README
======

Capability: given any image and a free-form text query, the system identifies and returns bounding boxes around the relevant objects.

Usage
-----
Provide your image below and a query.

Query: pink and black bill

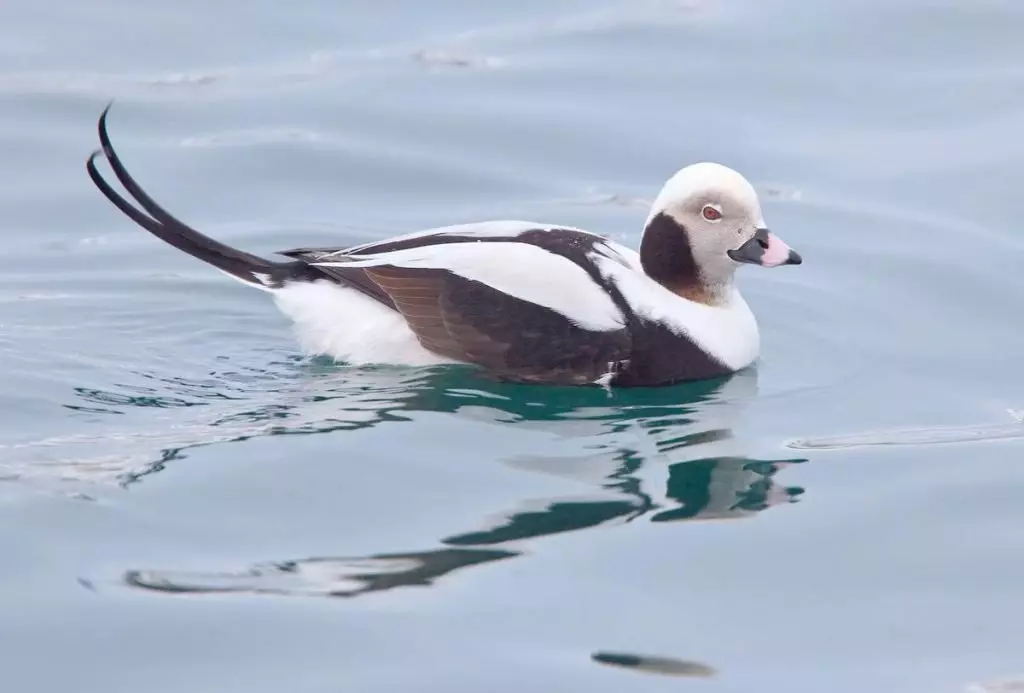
[727,227,802,267]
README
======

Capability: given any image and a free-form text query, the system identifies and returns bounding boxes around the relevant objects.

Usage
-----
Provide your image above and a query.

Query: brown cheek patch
[639,212,718,305]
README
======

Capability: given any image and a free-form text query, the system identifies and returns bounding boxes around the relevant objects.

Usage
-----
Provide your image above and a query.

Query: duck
[85,105,802,387]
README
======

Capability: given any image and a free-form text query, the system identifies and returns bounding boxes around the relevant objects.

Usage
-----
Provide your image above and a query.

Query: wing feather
[359,264,631,384]
[280,229,634,384]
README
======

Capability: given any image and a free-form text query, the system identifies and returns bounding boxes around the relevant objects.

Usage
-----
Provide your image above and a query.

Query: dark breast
[611,318,733,387]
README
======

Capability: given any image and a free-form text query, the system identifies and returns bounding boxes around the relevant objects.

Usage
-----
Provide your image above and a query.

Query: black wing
[355,264,632,385]
[276,225,623,327]
[275,233,540,310]
[277,228,635,383]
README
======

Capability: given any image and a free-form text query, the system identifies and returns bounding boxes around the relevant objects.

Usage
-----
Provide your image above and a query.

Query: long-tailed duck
[86,105,802,387]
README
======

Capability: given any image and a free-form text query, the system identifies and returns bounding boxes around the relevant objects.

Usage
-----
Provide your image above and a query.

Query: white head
[639,162,801,304]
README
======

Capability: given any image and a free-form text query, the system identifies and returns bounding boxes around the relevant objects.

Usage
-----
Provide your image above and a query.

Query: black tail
[86,103,314,290]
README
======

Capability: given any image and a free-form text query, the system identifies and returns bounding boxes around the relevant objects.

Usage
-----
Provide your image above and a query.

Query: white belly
[271,280,462,367]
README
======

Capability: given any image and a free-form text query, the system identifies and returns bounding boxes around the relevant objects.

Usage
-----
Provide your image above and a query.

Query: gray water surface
[1,1,1023,691]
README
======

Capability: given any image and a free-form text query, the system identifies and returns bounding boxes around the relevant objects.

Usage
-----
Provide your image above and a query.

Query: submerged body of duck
[86,106,802,387]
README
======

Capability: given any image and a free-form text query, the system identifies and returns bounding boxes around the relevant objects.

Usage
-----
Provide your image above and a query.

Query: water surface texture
[1,1,1023,691]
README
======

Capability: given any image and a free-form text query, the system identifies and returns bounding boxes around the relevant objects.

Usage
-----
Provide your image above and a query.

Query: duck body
[271,221,759,386]
[86,106,801,387]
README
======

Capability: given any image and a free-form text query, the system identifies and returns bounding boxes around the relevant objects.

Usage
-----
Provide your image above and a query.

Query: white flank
[590,253,760,370]
[272,280,461,366]
[315,241,626,332]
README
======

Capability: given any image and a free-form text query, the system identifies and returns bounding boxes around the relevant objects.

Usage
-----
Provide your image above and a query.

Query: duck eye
[701,204,723,222]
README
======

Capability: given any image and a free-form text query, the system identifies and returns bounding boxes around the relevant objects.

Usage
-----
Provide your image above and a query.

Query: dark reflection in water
[591,651,717,678]
[99,362,805,599]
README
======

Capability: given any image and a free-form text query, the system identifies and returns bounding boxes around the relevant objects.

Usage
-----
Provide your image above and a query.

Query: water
[1,0,1023,691]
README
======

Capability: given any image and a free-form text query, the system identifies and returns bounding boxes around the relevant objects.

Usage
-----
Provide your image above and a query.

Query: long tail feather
[86,103,312,290]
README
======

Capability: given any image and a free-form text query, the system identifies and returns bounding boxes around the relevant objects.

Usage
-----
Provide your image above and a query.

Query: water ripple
[70,369,807,599]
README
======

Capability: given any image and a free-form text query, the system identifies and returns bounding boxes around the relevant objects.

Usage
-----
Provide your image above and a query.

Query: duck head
[639,162,801,305]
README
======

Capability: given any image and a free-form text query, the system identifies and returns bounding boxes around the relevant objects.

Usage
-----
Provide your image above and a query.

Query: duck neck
[639,212,732,306]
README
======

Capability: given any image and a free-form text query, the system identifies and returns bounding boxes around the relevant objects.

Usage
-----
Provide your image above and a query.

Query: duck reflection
[125,547,520,598]
[116,364,805,599]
